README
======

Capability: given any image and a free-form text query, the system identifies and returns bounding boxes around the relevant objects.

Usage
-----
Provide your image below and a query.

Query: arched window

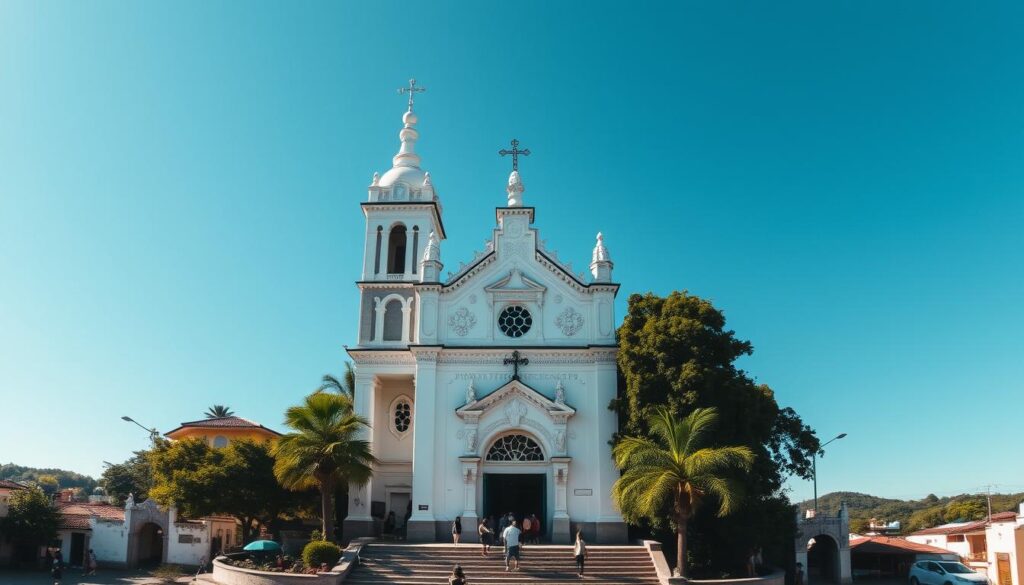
[212,436,228,448]
[374,226,383,275]
[486,434,544,461]
[387,225,407,274]
[382,299,404,341]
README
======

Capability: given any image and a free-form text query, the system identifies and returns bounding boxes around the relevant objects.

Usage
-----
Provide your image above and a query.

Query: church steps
[345,543,661,584]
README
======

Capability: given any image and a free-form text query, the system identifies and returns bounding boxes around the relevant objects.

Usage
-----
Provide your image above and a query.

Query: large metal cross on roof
[499,138,530,172]
[398,78,426,111]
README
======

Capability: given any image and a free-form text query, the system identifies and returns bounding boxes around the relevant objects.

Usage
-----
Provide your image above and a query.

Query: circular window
[498,305,533,338]
[393,400,412,433]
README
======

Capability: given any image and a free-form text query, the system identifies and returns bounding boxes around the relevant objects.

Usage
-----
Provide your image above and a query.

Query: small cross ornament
[397,78,426,111]
[499,139,531,172]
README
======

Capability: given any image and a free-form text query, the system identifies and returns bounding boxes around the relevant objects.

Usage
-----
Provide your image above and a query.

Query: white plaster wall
[986,522,1024,585]
[91,519,128,564]
[167,523,210,566]
[372,379,415,463]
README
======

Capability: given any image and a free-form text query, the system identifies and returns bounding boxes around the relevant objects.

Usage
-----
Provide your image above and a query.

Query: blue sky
[1,2,1022,503]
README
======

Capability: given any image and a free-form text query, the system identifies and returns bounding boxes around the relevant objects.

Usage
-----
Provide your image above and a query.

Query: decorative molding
[555,307,584,337]
[448,307,477,337]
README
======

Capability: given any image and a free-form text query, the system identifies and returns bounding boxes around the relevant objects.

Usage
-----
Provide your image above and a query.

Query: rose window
[393,400,412,434]
[498,305,533,338]
[486,434,544,461]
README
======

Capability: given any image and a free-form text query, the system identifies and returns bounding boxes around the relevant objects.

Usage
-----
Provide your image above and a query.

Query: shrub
[302,540,341,570]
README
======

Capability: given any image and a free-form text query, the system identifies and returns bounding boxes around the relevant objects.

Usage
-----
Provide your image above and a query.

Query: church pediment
[484,268,546,306]
[456,377,574,424]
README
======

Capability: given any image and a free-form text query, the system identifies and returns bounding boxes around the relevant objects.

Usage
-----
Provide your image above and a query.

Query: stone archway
[135,522,164,567]
[808,534,841,584]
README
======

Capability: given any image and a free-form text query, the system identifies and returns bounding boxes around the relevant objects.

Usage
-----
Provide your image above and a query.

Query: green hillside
[0,463,98,493]
[800,491,1024,534]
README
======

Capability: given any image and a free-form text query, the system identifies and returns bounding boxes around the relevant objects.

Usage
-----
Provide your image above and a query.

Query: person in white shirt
[574,529,588,577]
[501,520,522,572]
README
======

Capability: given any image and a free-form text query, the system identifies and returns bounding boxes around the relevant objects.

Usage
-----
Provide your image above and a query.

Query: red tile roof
[57,502,126,526]
[909,512,1019,535]
[850,536,957,555]
[165,416,281,437]
[0,479,28,490]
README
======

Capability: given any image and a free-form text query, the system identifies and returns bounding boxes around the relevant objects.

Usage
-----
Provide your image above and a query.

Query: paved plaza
[0,570,198,585]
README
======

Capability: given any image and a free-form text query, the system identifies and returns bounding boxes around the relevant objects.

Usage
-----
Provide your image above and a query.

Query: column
[404,229,414,278]
[594,354,627,543]
[407,350,438,541]
[551,457,572,544]
[459,457,480,543]
[343,373,377,538]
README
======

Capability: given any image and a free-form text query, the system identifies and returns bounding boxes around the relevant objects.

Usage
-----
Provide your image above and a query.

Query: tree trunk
[676,514,689,578]
[320,477,336,542]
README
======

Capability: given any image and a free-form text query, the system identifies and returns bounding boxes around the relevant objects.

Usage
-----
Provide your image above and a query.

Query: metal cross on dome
[499,139,531,172]
[398,78,426,111]
[503,350,529,381]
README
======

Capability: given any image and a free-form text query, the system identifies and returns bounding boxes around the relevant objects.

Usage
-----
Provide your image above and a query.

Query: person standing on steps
[498,513,509,545]
[452,516,463,546]
[502,520,522,572]
[448,564,468,585]
[478,518,494,556]
[573,528,588,578]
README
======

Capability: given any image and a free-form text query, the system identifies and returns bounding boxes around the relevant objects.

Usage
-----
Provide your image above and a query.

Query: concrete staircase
[345,542,662,584]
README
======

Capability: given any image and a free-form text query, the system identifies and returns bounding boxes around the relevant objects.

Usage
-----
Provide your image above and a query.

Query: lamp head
[836,433,848,440]
[121,416,133,422]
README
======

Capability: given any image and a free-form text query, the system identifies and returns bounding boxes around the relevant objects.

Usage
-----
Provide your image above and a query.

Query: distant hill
[799,491,1024,534]
[0,463,98,493]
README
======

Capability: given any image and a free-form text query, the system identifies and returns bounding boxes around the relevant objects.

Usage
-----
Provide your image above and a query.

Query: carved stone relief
[448,307,477,336]
[555,307,584,336]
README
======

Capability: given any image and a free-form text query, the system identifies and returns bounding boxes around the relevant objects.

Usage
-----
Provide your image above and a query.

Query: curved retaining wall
[641,540,786,585]
[212,541,369,585]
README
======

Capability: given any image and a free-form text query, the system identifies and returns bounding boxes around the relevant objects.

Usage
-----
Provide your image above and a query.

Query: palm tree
[272,391,376,541]
[612,406,754,578]
[319,362,356,397]
[205,404,235,419]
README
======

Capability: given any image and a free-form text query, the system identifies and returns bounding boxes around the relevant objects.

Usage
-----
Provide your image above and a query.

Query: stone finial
[371,172,380,186]
[555,380,565,405]
[507,170,525,207]
[423,172,432,187]
[592,232,611,263]
[465,380,477,405]
[590,232,614,282]
[422,231,441,263]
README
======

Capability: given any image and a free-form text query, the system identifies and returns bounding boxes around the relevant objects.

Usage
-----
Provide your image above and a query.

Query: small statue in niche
[555,380,565,405]
[466,429,478,452]
[555,429,566,452]
[465,380,477,405]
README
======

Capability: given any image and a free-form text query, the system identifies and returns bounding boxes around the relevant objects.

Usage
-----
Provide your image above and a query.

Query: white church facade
[342,87,626,544]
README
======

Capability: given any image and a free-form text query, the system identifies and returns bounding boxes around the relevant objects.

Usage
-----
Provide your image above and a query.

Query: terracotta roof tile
[850,536,956,555]
[58,502,125,522]
[59,515,92,530]
[909,512,1019,535]
[0,479,28,490]
[164,416,281,437]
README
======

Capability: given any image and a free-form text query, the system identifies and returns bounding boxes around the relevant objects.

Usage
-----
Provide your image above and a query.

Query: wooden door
[996,553,1012,585]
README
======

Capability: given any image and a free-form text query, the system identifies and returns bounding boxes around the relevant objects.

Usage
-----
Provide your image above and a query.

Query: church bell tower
[356,79,445,346]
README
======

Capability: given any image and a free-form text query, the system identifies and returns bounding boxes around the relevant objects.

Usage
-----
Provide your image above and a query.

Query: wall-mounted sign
[573,489,593,496]
[418,504,429,511]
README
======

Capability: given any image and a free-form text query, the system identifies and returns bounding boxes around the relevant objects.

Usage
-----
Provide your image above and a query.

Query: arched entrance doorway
[808,534,841,584]
[136,522,164,567]
[481,432,548,539]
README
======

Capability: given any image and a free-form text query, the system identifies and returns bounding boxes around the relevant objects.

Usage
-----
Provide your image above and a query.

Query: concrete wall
[91,519,129,565]
[167,522,210,566]
[987,520,1024,585]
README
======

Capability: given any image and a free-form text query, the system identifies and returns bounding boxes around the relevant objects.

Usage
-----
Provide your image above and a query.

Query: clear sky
[1,2,1022,503]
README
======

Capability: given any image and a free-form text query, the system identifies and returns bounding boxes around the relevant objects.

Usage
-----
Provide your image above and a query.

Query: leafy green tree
[149,438,308,542]
[273,392,376,542]
[944,499,987,522]
[613,407,754,577]
[35,475,59,496]
[615,292,819,573]
[101,450,154,504]
[907,507,947,533]
[0,487,60,548]
[319,362,356,397]
[205,405,235,419]
[0,464,98,492]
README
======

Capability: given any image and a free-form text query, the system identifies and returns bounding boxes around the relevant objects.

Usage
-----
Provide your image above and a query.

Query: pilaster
[459,457,481,543]
[343,373,378,538]
[407,347,441,542]
[551,456,572,544]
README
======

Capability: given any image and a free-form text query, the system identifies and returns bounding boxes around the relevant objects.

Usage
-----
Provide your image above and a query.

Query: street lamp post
[813,432,847,514]
[121,415,160,442]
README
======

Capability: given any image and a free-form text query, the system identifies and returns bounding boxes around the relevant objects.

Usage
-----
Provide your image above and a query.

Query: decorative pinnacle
[499,138,530,172]
[398,78,426,111]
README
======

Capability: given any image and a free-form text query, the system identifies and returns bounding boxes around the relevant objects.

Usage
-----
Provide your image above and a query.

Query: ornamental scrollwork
[555,307,584,336]
[448,307,477,337]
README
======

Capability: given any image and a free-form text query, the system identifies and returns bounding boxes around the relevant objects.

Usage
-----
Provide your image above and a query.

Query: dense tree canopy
[149,438,311,542]
[101,450,153,504]
[614,291,820,575]
[0,487,60,547]
[0,463,97,493]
